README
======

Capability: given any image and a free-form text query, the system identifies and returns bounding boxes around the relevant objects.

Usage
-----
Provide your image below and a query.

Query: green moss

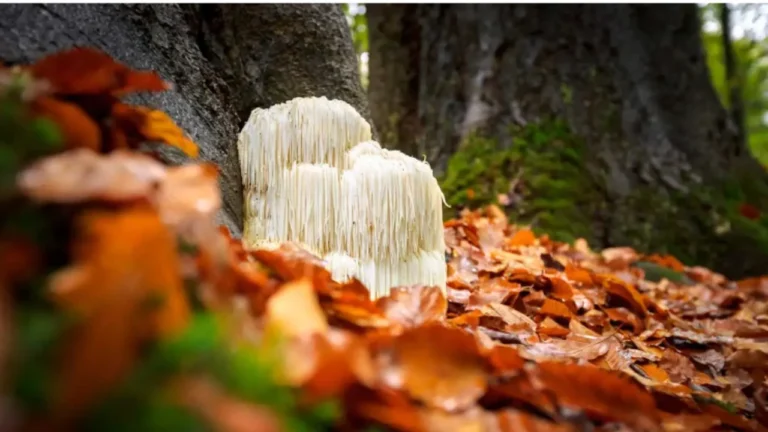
[439,118,600,244]
[610,178,768,276]
[439,117,768,278]
[560,84,573,105]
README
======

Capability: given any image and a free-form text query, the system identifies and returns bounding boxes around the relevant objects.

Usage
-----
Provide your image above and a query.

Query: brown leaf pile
[4,48,768,432]
[3,46,198,157]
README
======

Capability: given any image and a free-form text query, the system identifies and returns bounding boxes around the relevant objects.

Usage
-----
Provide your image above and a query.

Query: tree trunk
[720,3,747,150]
[368,4,768,278]
[367,4,422,158]
[0,4,370,237]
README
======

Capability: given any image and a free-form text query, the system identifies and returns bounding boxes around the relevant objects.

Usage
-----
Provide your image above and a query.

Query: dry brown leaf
[533,362,660,431]
[600,276,648,317]
[538,317,570,338]
[154,163,221,242]
[497,410,575,432]
[384,323,489,411]
[342,384,426,432]
[548,277,574,301]
[49,206,189,419]
[17,148,166,204]
[508,228,536,247]
[111,103,199,157]
[376,285,447,328]
[264,278,328,339]
[538,298,572,321]
[480,302,537,333]
[173,376,282,432]
[564,264,593,286]
[29,97,102,151]
[29,47,169,95]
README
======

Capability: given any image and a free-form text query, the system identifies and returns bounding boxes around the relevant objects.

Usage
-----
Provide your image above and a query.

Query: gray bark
[369,4,749,177]
[0,4,370,237]
[720,4,747,150]
[367,4,421,158]
[368,4,768,277]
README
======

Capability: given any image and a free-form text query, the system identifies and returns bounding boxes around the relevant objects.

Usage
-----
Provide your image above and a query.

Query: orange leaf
[342,384,426,432]
[644,254,685,272]
[386,323,488,411]
[538,317,570,338]
[30,97,101,151]
[600,276,648,317]
[251,243,336,291]
[487,344,525,374]
[376,285,447,328]
[564,264,593,286]
[604,307,643,333]
[30,47,169,95]
[533,362,660,430]
[639,363,670,383]
[264,278,328,339]
[49,206,189,419]
[508,228,536,247]
[291,331,372,402]
[479,302,537,333]
[497,410,574,432]
[548,277,574,301]
[538,298,572,320]
[111,103,199,157]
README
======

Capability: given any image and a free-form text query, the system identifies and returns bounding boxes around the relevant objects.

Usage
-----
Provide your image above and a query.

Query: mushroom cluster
[237,97,446,298]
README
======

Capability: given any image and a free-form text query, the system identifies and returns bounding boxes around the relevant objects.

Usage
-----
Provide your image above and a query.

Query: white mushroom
[237,96,446,298]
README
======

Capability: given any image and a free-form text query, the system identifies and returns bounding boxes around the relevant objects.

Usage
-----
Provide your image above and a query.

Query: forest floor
[4,48,768,432]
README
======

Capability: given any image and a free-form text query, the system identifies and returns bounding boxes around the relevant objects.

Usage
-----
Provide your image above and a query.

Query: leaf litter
[3,48,768,432]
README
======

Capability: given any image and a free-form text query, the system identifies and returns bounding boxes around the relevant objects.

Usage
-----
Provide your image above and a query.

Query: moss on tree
[440,119,601,245]
[440,118,768,278]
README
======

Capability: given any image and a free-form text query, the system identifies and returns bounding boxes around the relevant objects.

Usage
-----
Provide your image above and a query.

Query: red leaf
[30,47,169,95]
[739,202,761,220]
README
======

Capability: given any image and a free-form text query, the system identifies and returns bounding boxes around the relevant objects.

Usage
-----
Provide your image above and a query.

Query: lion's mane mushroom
[237,96,446,298]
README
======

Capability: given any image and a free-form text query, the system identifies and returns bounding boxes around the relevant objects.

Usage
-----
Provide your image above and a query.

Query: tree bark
[368,4,768,278]
[367,4,422,158]
[0,4,370,237]
[720,3,747,151]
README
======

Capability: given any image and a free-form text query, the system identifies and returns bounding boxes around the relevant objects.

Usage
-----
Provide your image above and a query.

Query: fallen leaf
[154,163,221,239]
[538,298,572,321]
[538,317,570,338]
[497,410,575,432]
[17,148,166,204]
[174,376,282,432]
[29,47,168,95]
[264,278,328,339]
[533,362,660,430]
[376,285,447,328]
[29,96,101,151]
[739,203,761,221]
[509,229,536,247]
[548,277,574,301]
[383,323,488,411]
[49,206,189,419]
[480,302,537,333]
[111,103,199,157]
[600,276,648,317]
